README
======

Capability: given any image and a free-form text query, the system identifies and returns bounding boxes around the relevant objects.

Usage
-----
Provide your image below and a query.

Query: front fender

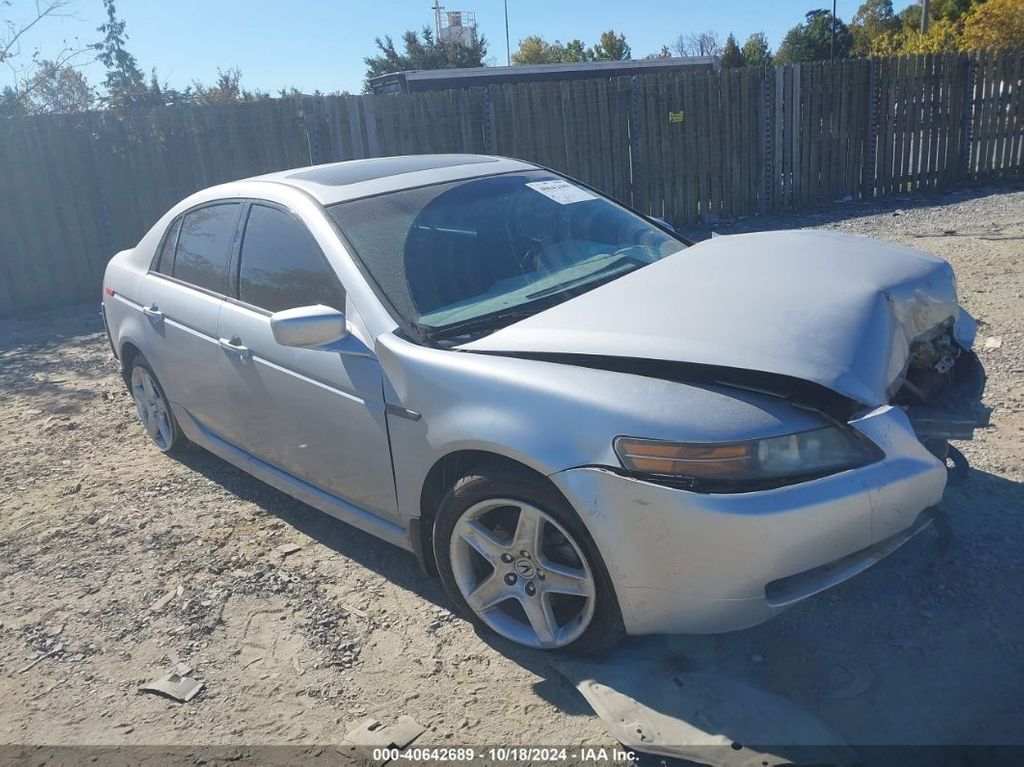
[375,333,826,526]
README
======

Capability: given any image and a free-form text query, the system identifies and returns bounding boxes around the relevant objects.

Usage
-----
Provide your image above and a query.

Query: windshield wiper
[424,303,553,342]
[525,256,639,300]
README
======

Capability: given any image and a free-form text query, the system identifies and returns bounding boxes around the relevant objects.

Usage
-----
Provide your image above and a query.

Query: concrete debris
[555,658,857,766]
[139,671,204,703]
[983,336,1003,350]
[340,716,426,764]
[273,543,304,559]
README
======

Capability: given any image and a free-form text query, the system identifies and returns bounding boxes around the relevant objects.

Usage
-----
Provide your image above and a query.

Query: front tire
[433,461,624,654]
[128,355,187,454]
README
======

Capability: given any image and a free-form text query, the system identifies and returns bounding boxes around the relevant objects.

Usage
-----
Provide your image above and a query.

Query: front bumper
[549,405,947,635]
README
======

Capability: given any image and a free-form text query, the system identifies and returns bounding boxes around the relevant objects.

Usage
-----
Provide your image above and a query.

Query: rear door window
[172,203,242,294]
[236,204,345,313]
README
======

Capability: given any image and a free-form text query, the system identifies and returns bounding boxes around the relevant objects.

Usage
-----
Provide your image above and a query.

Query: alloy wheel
[449,498,597,649]
[131,366,173,451]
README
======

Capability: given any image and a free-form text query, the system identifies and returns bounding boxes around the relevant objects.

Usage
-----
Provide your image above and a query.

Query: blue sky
[5,0,872,94]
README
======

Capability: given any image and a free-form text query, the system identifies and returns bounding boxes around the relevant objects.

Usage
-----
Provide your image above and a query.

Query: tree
[644,45,673,59]
[363,26,487,89]
[1,0,73,66]
[191,68,269,105]
[673,31,720,57]
[20,58,95,114]
[511,35,564,64]
[850,0,899,55]
[775,9,853,63]
[562,39,593,63]
[591,29,630,60]
[720,33,744,67]
[92,0,149,108]
[960,0,1024,51]
[741,32,772,66]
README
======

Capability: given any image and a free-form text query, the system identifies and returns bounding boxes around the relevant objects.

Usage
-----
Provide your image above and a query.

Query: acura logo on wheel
[515,559,536,579]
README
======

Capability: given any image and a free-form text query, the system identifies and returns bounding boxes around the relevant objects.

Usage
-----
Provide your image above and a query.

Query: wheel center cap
[514,558,536,579]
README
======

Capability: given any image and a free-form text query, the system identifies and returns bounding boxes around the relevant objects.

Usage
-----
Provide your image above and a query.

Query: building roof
[369,57,718,93]
[250,154,539,205]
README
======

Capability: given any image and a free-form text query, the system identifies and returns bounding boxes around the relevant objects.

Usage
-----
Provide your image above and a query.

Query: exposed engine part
[897,331,990,444]
[901,330,962,406]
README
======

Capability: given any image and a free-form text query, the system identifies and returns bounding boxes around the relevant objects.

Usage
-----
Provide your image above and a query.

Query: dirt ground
[1,183,1022,758]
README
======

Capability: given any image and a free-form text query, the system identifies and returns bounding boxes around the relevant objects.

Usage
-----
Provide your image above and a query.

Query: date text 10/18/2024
[371,747,638,763]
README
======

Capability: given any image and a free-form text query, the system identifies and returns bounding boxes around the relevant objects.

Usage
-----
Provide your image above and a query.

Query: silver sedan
[102,155,988,652]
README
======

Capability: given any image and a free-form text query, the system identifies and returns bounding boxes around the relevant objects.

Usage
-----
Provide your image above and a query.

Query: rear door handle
[219,336,252,360]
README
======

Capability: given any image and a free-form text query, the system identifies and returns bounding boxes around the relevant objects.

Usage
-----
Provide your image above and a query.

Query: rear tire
[128,354,187,454]
[433,460,625,654]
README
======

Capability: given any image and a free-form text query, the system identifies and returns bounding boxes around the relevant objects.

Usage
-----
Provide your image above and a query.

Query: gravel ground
[1,182,1022,756]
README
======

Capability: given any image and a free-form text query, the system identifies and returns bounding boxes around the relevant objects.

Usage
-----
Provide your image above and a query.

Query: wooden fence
[1,49,1021,315]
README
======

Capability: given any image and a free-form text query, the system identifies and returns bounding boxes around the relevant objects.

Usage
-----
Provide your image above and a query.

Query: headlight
[613,426,882,491]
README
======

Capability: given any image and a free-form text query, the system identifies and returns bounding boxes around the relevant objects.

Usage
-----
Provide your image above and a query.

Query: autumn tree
[960,0,1024,51]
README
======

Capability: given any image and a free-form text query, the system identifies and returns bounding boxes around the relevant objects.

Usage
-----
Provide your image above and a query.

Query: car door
[139,202,243,439]
[215,202,399,522]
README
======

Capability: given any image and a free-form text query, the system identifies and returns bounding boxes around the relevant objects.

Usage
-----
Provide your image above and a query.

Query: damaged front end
[892,319,991,476]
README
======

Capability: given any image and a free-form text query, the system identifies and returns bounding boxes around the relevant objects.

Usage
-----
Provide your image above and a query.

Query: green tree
[850,0,899,55]
[92,0,148,108]
[591,29,630,60]
[191,68,269,105]
[741,32,772,66]
[562,39,594,63]
[776,9,853,63]
[720,33,744,67]
[363,26,487,89]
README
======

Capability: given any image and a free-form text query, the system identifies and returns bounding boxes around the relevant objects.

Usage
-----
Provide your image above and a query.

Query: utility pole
[433,0,444,39]
[921,0,931,33]
[504,0,511,66]
[830,0,837,60]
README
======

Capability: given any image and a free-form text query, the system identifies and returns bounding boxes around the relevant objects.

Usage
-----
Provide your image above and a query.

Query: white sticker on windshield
[525,179,597,205]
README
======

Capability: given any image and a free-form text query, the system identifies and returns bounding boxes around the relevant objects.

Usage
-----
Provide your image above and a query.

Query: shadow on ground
[174,432,1024,759]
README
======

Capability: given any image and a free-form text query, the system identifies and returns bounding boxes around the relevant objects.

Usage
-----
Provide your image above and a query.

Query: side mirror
[270,304,348,348]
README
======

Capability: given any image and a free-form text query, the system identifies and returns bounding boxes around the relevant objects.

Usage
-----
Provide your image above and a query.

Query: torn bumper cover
[549,405,947,635]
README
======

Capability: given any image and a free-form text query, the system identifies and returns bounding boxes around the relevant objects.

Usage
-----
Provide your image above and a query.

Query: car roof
[247,154,540,206]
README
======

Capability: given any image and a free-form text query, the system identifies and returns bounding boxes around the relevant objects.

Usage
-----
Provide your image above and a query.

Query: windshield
[327,171,686,341]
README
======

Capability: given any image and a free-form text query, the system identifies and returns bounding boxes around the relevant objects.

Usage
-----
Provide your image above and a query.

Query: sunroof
[286,155,498,187]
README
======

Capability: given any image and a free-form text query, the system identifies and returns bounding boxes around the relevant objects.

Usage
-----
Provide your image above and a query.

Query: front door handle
[219,336,252,360]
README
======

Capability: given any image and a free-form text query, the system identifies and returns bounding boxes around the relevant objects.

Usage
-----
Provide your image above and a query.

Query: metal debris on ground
[139,671,203,703]
[18,644,63,674]
[555,658,857,767]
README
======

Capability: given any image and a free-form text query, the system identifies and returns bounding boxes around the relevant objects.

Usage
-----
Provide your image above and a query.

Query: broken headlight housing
[613,426,883,492]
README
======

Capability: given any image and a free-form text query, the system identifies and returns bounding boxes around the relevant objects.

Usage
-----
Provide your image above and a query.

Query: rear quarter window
[172,203,242,294]
[154,218,181,275]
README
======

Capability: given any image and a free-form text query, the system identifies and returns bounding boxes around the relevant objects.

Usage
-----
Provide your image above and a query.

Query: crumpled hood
[461,230,963,408]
